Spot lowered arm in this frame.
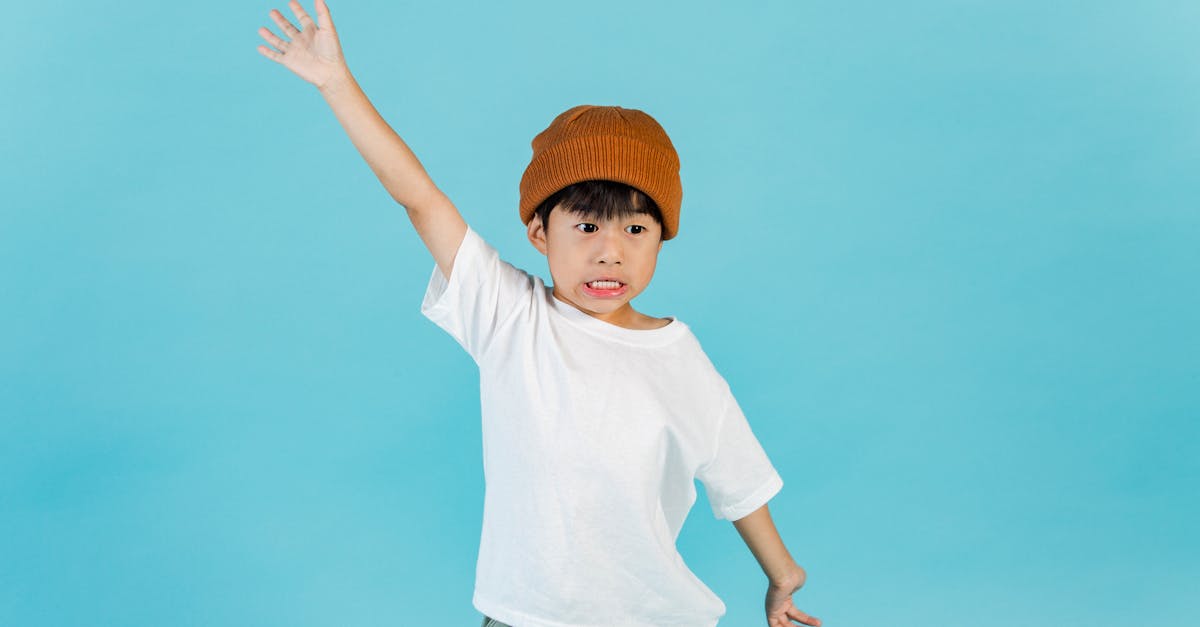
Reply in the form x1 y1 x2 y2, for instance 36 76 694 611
731 503 805 589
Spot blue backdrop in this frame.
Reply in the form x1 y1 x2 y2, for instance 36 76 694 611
2 1 1197 625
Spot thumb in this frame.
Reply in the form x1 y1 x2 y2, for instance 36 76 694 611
316 0 337 36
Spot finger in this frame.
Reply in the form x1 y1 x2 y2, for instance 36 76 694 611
269 9 301 36
315 0 337 36
788 607 821 626
256 45 284 63
257 26 289 53
288 0 317 31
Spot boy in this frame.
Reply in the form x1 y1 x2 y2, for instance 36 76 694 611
256 2 821 626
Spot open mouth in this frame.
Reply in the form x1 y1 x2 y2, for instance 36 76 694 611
582 280 627 297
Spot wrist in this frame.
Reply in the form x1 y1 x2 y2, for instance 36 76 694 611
317 64 354 96
770 563 806 590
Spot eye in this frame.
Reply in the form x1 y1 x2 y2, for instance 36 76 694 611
626 225 645 235
575 223 598 233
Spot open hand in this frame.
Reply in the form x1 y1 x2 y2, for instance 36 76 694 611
256 0 347 89
765 568 822 626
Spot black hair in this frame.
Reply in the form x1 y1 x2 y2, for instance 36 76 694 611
534 180 665 241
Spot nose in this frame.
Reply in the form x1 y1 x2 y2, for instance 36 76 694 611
594 227 623 264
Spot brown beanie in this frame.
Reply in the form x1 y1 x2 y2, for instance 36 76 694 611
519 105 683 240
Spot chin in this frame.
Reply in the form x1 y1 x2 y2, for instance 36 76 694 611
578 294 625 309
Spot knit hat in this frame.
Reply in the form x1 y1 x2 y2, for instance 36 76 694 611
519 105 683 240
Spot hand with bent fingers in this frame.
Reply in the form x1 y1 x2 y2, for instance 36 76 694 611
765 568 822 626
256 0 347 89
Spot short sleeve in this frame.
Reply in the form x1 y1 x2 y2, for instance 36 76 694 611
419 225 535 362
696 389 784 521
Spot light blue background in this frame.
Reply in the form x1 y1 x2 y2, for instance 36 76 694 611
2 1 1197 625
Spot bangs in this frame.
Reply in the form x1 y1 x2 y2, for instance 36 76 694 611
536 180 664 229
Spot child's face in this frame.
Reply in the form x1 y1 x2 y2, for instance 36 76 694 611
527 204 665 326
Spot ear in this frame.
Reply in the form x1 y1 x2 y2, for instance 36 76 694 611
527 214 549 255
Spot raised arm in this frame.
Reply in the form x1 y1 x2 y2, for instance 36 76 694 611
732 503 822 627
256 0 467 281
317 69 467 280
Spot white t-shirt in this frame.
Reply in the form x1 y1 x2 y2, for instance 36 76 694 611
420 225 784 627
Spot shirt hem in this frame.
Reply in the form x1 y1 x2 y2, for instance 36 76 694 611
473 594 720 627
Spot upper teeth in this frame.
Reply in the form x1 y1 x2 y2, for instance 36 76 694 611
588 280 621 289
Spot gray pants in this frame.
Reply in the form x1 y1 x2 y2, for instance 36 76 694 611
481 616 512 627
